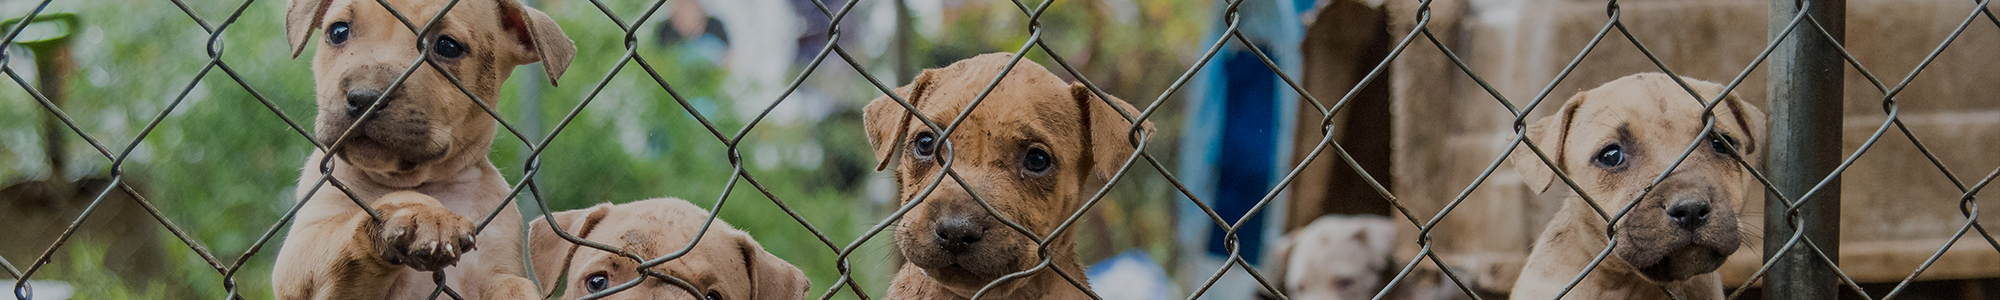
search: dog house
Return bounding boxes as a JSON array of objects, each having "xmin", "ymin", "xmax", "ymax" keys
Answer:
[{"xmin": 1286, "ymin": 0, "xmax": 2000, "ymax": 297}]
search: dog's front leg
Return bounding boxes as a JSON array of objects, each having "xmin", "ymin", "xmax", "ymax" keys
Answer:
[
  {"xmin": 1663, "ymin": 274, "xmax": 1726, "ymax": 300},
  {"xmin": 272, "ymin": 192, "xmax": 407, "ymax": 299},
  {"xmin": 272, "ymin": 190, "xmax": 479, "ymax": 300},
  {"xmin": 470, "ymin": 219, "xmax": 540, "ymax": 300},
  {"xmin": 888, "ymin": 264, "xmax": 966, "ymax": 300}
]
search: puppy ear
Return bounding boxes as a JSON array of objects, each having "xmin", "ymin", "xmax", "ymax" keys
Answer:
[
  {"xmin": 864, "ymin": 69, "xmax": 938, "ymax": 171},
  {"xmin": 1719, "ymin": 93, "xmax": 1767, "ymax": 162},
  {"xmin": 1509, "ymin": 92, "xmax": 1586, "ymax": 194},
  {"xmin": 284, "ymin": 0, "xmax": 332, "ymax": 58},
  {"xmin": 1072, "ymin": 83, "xmax": 1155, "ymax": 186},
  {"xmin": 528, "ymin": 204, "xmax": 611, "ymax": 297},
  {"xmin": 735, "ymin": 230, "xmax": 810, "ymax": 300},
  {"xmin": 1356, "ymin": 218, "xmax": 1398, "ymax": 260},
  {"xmin": 1260, "ymin": 233, "xmax": 1296, "ymax": 298},
  {"xmin": 498, "ymin": 0, "xmax": 577, "ymax": 85}
]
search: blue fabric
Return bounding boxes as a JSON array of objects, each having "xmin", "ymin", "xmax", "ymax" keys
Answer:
[
  {"xmin": 1203, "ymin": 49, "xmax": 1277, "ymax": 264},
  {"xmin": 1086, "ymin": 250, "xmax": 1173, "ymax": 300}
]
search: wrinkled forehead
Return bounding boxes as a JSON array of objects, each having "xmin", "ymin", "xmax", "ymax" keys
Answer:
[
  {"xmin": 1574, "ymin": 83, "xmax": 1751, "ymax": 139},
  {"xmin": 575, "ymin": 222, "xmax": 740, "ymax": 275},
  {"xmin": 326, "ymin": 0, "xmax": 492, "ymax": 31},
  {"xmin": 593, "ymin": 207, "xmax": 714, "ymax": 255},
  {"xmin": 1298, "ymin": 228, "xmax": 1382, "ymax": 255},
  {"xmin": 903, "ymin": 77, "xmax": 1080, "ymax": 140}
]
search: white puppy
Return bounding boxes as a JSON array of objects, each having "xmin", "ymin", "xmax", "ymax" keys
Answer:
[{"xmin": 1263, "ymin": 215, "xmax": 1470, "ymax": 300}]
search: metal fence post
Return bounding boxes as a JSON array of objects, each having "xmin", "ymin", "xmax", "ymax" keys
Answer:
[{"xmin": 1765, "ymin": 0, "xmax": 1843, "ymax": 299}]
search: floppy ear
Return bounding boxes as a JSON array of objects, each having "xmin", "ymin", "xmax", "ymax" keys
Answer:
[
  {"xmin": 1509, "ymin": 92, "xmax": 1587, "ymax": 194},
  {"xmin": 863, "ymin": 70, "xmax": 939, "ymax": 171},
  {"xmin": 528, "ymin": 204, "xmax": 611, "ymax": 297},
  {"xmin": 735, "ymin": 231, "xmax": 810, "ymax": 300},
  {"xmin": 1356, "ymin": 218, "xmax": 1398, "ymax": 261},
  {"xmin": 284, "ymin": 0, "xmax": 332, "ymax": 58},
  {"xmin": 497, "ymin": 0, "xmax": 576, "ymax": 85},
  {"xmin": 1072, "ymin": 83, "xmax": 1155, "ymax": 186},
  {"xmin": 1719, "ymin": 93, "xmax": 1767, "ymax": 163},
  {"xmin": 1259, "ymin": 232, "xmax": 1296, "ymax": 298}
]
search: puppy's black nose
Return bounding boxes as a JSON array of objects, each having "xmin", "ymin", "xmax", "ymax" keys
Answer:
[
  {"xmin": 346, "ymin": 89, "xmax": 386, "ymax": 118},
  {"xmin": 1666, "ymin": 200, "xmax": 1711, "ymax": 230},
  {"xmin": 934, "ymin": 216, "xmax": 984, "ymax": 255}
]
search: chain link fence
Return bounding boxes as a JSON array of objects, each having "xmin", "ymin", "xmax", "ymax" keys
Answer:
[{"xmin": 3, "ymin": 0, "xmax": 1998, "ymax": 299}]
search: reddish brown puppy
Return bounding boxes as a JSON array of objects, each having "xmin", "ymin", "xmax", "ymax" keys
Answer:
[{"xmin": 864, "ymin": 53, "xmax": 1154, "ymax": 300}]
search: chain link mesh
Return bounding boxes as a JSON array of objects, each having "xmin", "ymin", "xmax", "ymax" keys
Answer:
[{"xmin": 2, "ymin": 0, "xmax": 1997, "ymax": 299}]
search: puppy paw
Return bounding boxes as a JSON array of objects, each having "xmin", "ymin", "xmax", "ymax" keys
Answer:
[{"xmin": 366, "ymin": 191, "xmax": 478, "ymax": 272}]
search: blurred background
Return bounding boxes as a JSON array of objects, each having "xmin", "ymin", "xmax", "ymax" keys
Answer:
[
  {"xmin": 0, "ymin": 0, "xmax": 1251, "ymax": 299},
  {"xmin": 17, "ymin": 0, "xmax": 1999, "ymax": 299}
]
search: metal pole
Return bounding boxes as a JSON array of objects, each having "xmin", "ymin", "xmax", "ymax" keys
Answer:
[
  {"xmin": 1765, "ymin": 0, "xmax": 1842, "ymax": 299},
  {"xmin": 30, "ymin": 35, "xmax": 71, "ymax": 182}
]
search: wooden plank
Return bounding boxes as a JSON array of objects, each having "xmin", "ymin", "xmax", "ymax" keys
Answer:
[{"xmin": 1721, "ymin": 238, "xmax": 2000, "ymax": 285}]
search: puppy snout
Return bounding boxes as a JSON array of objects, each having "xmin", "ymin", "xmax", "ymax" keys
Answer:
[
  {"xmin": 933, "ymin": 215, "xmax": 985, "ymax": 255},
  {"xmin": 1666, "ymin": 199, "xmax": 1711, "ymax": 230},
  {"xmin": 346, "ymin": 88, "xmax": 387, "ymax": 118}
]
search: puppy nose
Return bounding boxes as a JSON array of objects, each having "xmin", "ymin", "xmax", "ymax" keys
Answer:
[
  {"xmin": 933, "ymin": 216, "xmax": 984, "ymax": 255},
  {"xmin": 346, "ymin": 89, "xmax": 386, "ymax": 118},
  {"xmin": 1666, "ymin": 200, "xmax": 1712, "ymax": 230}
]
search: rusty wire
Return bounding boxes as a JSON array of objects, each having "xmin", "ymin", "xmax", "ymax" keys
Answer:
[{"xmin": 4, "ymin": 0, "xmax": 2000, "ymax": 299}]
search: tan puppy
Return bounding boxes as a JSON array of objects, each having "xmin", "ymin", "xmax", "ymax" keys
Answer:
[
  {"xmin": 270, "ymin": 0, "xmax": 574, "ymax": 298},
  {"xmin": 527, "ymin": 198, "xmax": 810, "ymax": 300},
  {"xmin": 1507, "ymin": 73, "xmax": 1765, "ymax": 300},
  {"xmin": 863, "ymin": 53, "xmax": 1154, "ymax": 300},
  {"xmin": 1263, "ymin": 215, "xmax": 1467, "ymax": 300}
]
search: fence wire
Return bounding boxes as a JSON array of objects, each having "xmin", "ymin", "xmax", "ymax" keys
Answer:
[{"xmin": 2, "ymin": 0, "xmax": 1998, "ymax": 299}]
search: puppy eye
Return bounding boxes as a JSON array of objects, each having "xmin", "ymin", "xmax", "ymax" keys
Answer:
[
  {"xmin": 1593, "ymin": 144, "xmax": 1625, "ymax": 167},
  {"xmin": 326, "ymin": 22, "xmax": 351, "ymax": 45},
  {"xmin": 1022, "ymin": 148, "xmax": 1052, "ymax": 173},
  {"xmin": 911, "ymin": 132, "xmax": 937, "ymax": 159},
  {"xmin": 1707, "ymin": 133, "xmax": 1737, "ymax": 155},
  {"xmin": 1333, "ymin": 278, "xmax": 1357, "ymax": 289},
  {"xmin": 583, "ymin": 273, "xmax": 610, "ymax": 293},
  {"xmin": 705, "ymin": 290, "xmax": 724, "ymax": 300},
  {"xmin": 433, "ymin": 36, "xmax": 465, "ymax": 58}
]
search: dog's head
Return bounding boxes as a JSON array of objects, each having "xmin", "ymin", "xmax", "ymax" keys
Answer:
[
  {"xmin": 1510, "ymin": 73, "xmax": 1767, "ymax": 282},
  {"xmin": 863, "ymin": 53, "xmax": 1154, "ymax": 297},
  {"xmin": 1264, "ymin": 215, "xmax": 1398, "ymax": 300},
  {"xmin": 528, "ymin": 199, "xmax": 810, "ymax": 300},
  {"xmin": 285, "ymin": 0, "xmax": 574, "ymax": 185}
]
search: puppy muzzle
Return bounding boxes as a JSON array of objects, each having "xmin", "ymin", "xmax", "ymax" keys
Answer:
[
  {"xmin": 1616, "ymin": 186, "xmax": 1742, "ymax": 282},
  {"xmin": 899, "ymin": 192, "xmax": 1034, "ymax": 290},
  {"xmin": 317, "ymin": 77, "xmax": 447, "ymax": 171}
]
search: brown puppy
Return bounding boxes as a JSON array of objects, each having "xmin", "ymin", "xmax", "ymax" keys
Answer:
[
  {"xmin": 863, "ymin": 53, "xmax": 1154, "ymax": 300},
  {"xmin": 270, "ymin": 0, "xmax": 574, "ymax": 298},
  {"xmin": 1507, "ymin": 73, "xmax": 1765, "ymax": 300},
  {"xmin": 527, "ymin": 198, "xmax": 810, "ymax": 300}
]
